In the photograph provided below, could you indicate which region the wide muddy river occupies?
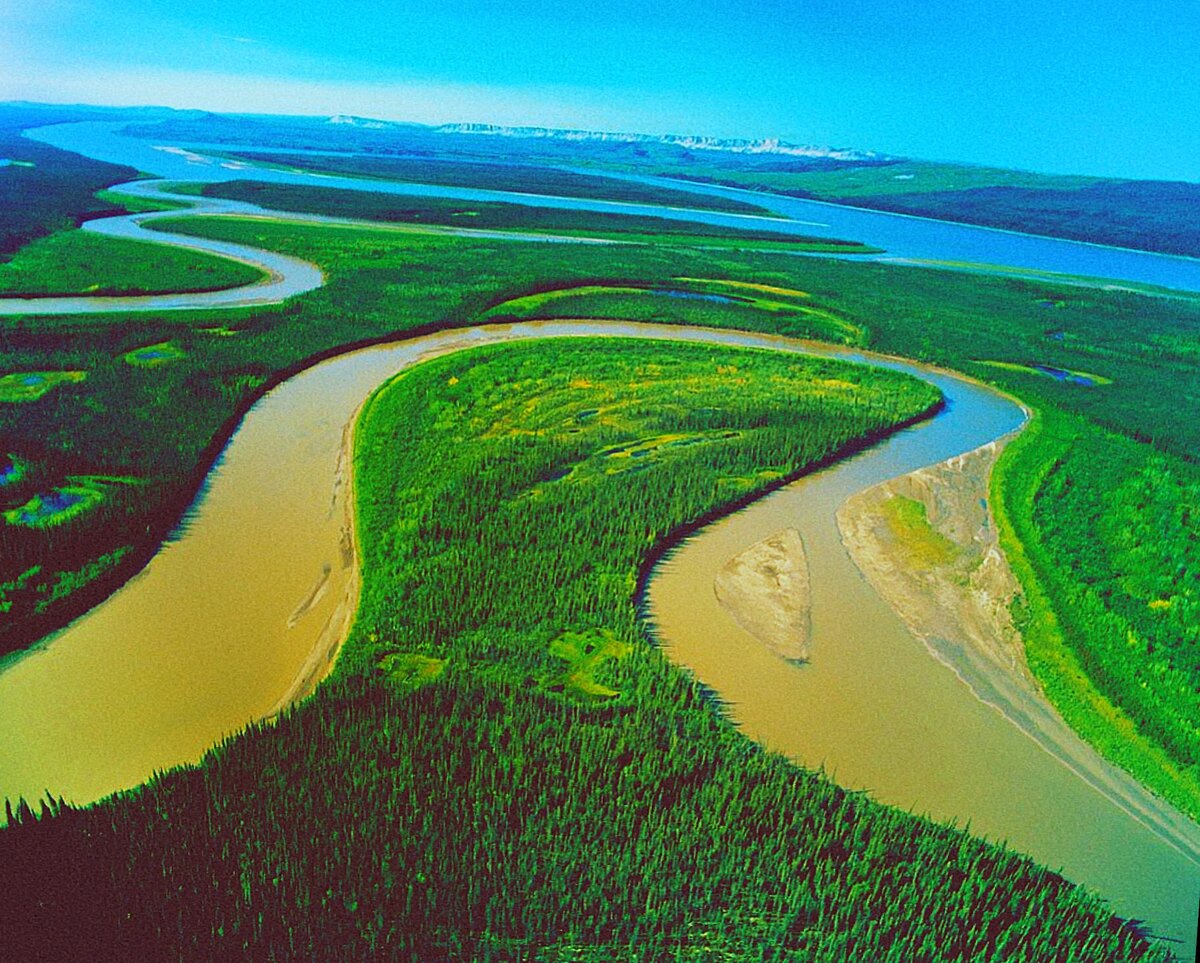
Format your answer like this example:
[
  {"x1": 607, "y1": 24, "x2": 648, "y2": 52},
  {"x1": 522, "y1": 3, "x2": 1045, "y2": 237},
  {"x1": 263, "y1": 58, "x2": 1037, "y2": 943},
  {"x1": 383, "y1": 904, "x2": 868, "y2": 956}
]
[{"x1": 2, "y1": 124, "x2": 1198, "y2": 954}]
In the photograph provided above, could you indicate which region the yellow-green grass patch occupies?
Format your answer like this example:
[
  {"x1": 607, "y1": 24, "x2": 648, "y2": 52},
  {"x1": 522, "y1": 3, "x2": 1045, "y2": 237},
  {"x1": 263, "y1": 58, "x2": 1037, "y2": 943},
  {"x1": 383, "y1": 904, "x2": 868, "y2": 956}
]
[
  {"x1": 124, "y1": 342, "x2": 187, "y2": 367},
  {"x1": 376, "y1": 652, "x2": 448, "y2": 689},
  {"x1": 880, "y1": 494, "x2": 960, "y2": 567},
  {"x1": 484, "y1": 283, "x2": 863, "y2": 342},
  {"x1": 0, "y1": 370, "x2": 86, "y2": 402},
  {"x1": 484, "y1": 284, "x2": 647, "y2": 316},
  {"x1": 673, "y1": 277, "x2": 811, "y2": 299},
  {"x1": 545, "y1": 629, "x2": 632, "y2": 701}
]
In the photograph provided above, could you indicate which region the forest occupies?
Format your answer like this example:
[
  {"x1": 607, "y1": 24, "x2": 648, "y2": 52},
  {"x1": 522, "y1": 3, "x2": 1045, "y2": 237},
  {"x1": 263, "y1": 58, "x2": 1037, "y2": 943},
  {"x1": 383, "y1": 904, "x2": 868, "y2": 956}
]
[
  {"x1": 0, "y1": 147, "x2": 1196, "y2": 957},
  {"x1": 2, "y1": 339, "x2": 1164, "y2": 961}
]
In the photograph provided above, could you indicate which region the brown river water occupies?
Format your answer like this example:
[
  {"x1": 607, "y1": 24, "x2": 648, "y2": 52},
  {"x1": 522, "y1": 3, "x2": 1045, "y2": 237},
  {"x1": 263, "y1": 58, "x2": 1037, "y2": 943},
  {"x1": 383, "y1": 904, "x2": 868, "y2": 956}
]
[{"x1": 0, "y1": 316, "x2": 1196, "y2": 948}]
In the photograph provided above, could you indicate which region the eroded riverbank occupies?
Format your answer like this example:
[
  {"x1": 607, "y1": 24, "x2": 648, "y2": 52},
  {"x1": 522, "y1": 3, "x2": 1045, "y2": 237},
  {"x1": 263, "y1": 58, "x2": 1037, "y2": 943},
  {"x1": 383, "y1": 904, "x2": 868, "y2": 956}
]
[{"x1": 836, "y1": 435, "x2": 1200, "y2": 872}]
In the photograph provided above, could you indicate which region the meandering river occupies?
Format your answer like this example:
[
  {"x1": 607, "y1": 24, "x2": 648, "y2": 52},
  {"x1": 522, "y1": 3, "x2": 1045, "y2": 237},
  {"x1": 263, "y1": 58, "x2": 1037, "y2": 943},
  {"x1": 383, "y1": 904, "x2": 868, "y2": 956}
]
[
  {"x1": 26, "y1": 120, "x2": 1200, "y2": 292},
  {"x1": 2, "y1": 123, "x2": 1198, "y2": 954}
]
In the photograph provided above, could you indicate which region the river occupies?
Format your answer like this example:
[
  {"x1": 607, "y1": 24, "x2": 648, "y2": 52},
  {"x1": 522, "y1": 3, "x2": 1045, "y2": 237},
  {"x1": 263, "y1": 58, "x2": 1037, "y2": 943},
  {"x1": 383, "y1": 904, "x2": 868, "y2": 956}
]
[
  {"x1": 1, "y1": 122, "x2": 1198, "y2": 954},
  {"x1": 27, "y1": 120, "x2": 1200, "y2": 293}
]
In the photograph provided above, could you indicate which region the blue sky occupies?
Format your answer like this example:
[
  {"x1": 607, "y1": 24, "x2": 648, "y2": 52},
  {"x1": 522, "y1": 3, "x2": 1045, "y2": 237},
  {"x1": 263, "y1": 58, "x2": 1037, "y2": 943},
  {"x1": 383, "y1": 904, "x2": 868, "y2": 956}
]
[{"x1": 3, "y1": 0, "x2": 1198, "y2": 180}]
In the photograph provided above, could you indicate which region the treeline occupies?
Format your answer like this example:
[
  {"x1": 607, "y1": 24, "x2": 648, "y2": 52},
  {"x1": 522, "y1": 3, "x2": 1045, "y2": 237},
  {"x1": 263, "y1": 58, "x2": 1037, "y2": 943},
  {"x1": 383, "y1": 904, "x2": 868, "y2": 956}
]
[
  {"x1": 0, "y1": 340, "x2": 1163, "y2": 960},
  {"x1": 991, "y1": 408, "x2": 1200, "y2": 817}
]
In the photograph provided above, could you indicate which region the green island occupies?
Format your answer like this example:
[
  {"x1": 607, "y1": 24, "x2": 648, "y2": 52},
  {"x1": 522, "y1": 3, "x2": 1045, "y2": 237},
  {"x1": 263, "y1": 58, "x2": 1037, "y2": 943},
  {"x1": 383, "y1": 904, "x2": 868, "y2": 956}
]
[
  {"x1": 0, "y1": 160, "x2": 1196, "y2": 958},
  {"x1": 207, "y1": 149, "x2": 778, "y2": 216},
  {"x1": 0, "y1": 228, "x2": 264, "y2": 297}
]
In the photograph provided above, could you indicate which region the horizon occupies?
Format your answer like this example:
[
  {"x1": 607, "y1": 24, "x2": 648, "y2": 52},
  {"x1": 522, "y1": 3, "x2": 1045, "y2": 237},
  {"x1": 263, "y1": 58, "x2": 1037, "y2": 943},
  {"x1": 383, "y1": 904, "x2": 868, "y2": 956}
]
[
  {"x1": 2, "y1": 1, "x2": 1198, "y2": 183},
  {"x1": 8, "y1": 97, "x2": 1199, "y2": 186}
]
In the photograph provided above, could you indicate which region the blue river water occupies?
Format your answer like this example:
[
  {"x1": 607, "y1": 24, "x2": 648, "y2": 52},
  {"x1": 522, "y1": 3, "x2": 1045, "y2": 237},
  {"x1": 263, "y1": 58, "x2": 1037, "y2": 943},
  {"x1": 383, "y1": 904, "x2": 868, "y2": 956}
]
[{"x1": 27, "y1": 121, "x2": 1200, "y2": 293}]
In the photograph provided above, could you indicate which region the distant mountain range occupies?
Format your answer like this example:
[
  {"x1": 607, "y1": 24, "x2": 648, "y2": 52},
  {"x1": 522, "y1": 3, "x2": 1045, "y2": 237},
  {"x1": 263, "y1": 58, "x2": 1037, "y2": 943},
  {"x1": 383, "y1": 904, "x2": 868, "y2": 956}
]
[
  {"x1": 426, "y1": 122, "x2": 884, "y2": 161},
  {"x1": 320, "y1": 113, "x2": 881, "y2": 160}
]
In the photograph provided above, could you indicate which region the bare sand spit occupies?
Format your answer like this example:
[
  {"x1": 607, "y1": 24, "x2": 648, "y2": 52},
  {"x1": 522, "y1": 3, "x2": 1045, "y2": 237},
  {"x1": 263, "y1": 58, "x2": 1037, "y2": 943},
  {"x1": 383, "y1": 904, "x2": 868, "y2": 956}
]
[{"x1": 714, "y1": 527, "x2": 811, "y2": 662}]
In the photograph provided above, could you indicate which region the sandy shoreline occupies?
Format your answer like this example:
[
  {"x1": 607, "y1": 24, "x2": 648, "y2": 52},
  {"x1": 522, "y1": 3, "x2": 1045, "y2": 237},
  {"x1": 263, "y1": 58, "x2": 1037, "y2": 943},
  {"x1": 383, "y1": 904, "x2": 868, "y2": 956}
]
[
  {"x1": 836, "y1": 432, "x2": 1200, "y2": 863},
  {"x1": 265, "y1": 406, "x2": 364, "y2": 717}
]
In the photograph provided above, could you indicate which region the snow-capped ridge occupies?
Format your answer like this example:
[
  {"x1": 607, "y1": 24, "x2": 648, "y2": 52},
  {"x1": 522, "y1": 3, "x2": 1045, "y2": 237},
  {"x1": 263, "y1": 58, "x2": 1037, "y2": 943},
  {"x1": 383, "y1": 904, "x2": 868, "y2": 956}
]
[
  {"x1": 434, "y1": 123, "x2": 881, "y2": 160},
  {"x1": 327, "y1": 114, "x2": 394, "y2": 129}
]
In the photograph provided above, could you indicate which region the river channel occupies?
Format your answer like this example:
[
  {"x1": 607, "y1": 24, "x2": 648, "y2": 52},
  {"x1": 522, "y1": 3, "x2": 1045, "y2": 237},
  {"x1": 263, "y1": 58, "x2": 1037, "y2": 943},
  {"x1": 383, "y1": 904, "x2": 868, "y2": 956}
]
[{"x1": 1, "y1": 122, "x2": 1198, "y2": 953}]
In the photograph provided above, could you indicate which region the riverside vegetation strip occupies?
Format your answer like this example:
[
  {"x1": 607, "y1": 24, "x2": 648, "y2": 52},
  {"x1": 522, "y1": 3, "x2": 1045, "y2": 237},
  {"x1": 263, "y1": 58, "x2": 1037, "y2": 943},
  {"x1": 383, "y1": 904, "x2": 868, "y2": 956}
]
[
  {"x1": 191, "y1": 180, "x2": 880, "y2": 253},
  {"x1": 3, "y1": 338, "x2": 1167, "y2": 961},
  {"x1": 0, "y1": 174, "x2": 1195, "y2": 955}
]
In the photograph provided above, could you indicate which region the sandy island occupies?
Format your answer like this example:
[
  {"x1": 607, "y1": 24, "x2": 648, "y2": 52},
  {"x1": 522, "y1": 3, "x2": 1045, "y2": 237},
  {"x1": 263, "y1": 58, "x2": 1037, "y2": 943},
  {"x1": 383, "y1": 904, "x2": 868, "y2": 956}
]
[{"x1": 714, "y1": 527, "x2": 811, "y2": 662}]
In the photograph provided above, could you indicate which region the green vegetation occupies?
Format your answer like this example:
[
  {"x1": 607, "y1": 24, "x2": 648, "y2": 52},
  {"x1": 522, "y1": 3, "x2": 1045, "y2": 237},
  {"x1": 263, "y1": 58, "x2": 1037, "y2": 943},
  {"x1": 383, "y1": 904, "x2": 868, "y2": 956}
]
[
  {"x1": 0, "y1": 229, "x2": 264, "y2": 297},
  {"x1": 976, "y1": 359, "x2": 1112, "y2": 386},
  {"x1": 483, "y1": 281, "x2": 864, "y2": 344},
  {"x1": 4, "y1": 208, "x2": 1196, "y2": 826},
  {"x1": 94, "y1": 187, "x2": 190, "y2": 214},
  {"x1": 219, "y1": 150, "x2": 776, "y2": 216},
  {"x1": 124, "y1": 341, "x2": 186, "y2": 366},
  {"x1": 195, "y1": 180, "x2": 876, "y2": 251},
  {"x1": 0, "y1": 370, "x2": 86, "y2": 402},
  {"x1": 679, "y1": 159, "x2": 1099, "y2": 200},
  {"x1": 0, "y1": 183, "x2": 1195, "y2": 955},
  {"x1": 126, "y1": 109, "x2": 1200, "y2": 256},
  {"x1": 3, "y1": 339, "x2": 1164, "y2": 960},
  {"x1": 993, "y1": 410, "x2": 1200, "y2": 818},
  {"x1": 3, "y1": 211, "x2": 1196, "y2": 825},
  {"x1": 881, "y1": 494, "x2": 960, "y2": 567},
  {"x1": 664, "y1": 159, "x2": 1200, "y2": 258},
  {"x1": 0, "y1": 452, "x2": 28, "y2": 486},
  {"x1": 3, "y1": 482, "x2": 105, "y2": 528},
  {"x1": 828, "y1": 180, "x2": 1200, "y2": 260},
  {"x1": 0, "y1": 547, "x2": 130, "y2": 617}
]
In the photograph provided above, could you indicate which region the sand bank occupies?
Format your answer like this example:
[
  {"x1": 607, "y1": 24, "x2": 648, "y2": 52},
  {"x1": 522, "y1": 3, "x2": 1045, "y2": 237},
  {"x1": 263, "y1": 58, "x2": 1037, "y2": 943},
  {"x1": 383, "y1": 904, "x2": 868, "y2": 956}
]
[{"x1": 714, "y1": 527, "x2": 811, "y2": 662}]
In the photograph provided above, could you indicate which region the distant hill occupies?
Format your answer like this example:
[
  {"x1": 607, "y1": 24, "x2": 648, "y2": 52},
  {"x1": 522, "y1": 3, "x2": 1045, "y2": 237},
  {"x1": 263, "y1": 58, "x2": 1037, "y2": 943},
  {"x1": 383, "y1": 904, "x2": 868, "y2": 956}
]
[{"x1": 431, "y1": 122, "x2": 884, "y2": 161}]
